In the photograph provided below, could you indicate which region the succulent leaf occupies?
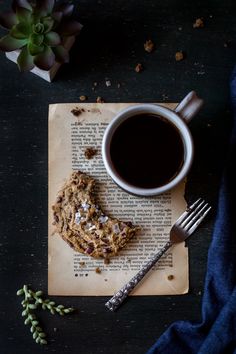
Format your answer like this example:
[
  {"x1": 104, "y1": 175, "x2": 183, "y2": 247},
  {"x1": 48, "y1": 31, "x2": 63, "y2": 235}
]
[
  {"x1": 56, "y1": 3, "x2": 74, "y2": 18},
  {"x1": 44, "y1": 31, "x2": 61, "y2": 46},
  {"x1": 0, "y1": 34, "x2": 27, "y2": 52},
  {"x1": 28, "y1": 42, "x2": 44, "y2": 55},
  {"x1": 41, "y1": 17, "x2": 54, "y2": 33},
  {"x1": 10, "y1": 22, "x2": 30, "y2": 39},
  {"x1": 35, "y1": 0, "x2": 55, "y2": 17},
  {"x1": 12, "y1": 0, "x2": 33, "y2": 12},
  {"x1": 53, "y1": 45, "x2": 69, "y2": 63},
  {"x1": 34, "y1": 45, "x2": 55, "y2": 71},
  {"x1": 0, "y1": 11, "x2": 18, "y2": 30},
  {"x1": 51, "y1": 11, "x2": 63, "y2": 23},
  {"x1": 30, "y1": 33, "x2": 44, "y2": 46},
  {"x1": 16, "y1": 7, "x2": 32, "y2": 22},
  {"x1": 58, "y1": 20, "x2": 82, "y2": 36},
  {"x1": 17, "y1": 45, "x2": 34, "y2": 71},
  {"x1": 32, "y1": 23, "x2": 45, "y2": 34}
]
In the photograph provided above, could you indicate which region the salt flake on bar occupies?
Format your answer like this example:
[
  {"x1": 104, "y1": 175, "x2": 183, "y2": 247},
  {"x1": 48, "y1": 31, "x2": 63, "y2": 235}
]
[{"x1": 98, "y1": 215, "x2": 108, "y2": 223}]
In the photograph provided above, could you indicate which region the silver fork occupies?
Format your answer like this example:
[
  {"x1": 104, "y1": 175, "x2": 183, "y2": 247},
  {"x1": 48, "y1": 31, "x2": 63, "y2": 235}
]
[{"x1": 105, "y1": 198, "x2": 211, "y2": 312}]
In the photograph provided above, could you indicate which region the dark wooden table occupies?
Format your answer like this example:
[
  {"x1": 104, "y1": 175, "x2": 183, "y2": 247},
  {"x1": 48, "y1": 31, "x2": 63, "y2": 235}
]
[{"x1": 1, "y1": 1, "x2": 236, "y2": 353}]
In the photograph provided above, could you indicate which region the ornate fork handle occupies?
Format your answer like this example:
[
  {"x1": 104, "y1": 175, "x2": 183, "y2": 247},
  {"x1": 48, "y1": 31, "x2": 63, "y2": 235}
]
[{"x1": 105, "y1": 241, "x2": 172, "y2": 311}]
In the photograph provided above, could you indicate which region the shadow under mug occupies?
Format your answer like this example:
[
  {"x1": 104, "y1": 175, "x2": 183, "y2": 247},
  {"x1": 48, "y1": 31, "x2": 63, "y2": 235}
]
[{"x1": 102, "y1": 91, "x2": 203, "y2": 196}]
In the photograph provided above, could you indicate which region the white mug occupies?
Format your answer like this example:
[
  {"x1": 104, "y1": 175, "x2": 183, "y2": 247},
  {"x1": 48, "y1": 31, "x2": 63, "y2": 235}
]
[{"x1": 102, "y1": 91, "x2": 203, "y2": 196}]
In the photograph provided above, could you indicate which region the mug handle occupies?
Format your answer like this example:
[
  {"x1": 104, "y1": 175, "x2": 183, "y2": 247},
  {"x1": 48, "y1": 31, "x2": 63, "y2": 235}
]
[{"x1": 175, "y1": 91, "x2": 203, "y2": 122}]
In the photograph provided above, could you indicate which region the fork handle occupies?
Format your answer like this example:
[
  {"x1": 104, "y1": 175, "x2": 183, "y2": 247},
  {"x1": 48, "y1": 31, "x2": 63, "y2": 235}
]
[{"x1": 105, "y1": 241, "x2": 172, "y2": 311}]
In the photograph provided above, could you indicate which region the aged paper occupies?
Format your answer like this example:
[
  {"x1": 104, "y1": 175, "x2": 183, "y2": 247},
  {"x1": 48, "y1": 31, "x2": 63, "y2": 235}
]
[{"x1": 48, "y1": 103, "x2": 188, "y2": 296}]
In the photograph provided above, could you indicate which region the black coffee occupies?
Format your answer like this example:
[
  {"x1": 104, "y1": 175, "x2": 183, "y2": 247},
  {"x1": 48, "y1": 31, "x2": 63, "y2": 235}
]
[{"x1": 110, "y1": 114, "x2": 184, "y2": 189}]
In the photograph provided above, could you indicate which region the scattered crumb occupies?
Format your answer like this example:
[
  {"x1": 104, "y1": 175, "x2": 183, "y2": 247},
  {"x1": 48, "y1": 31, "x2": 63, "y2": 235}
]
[
  {"x1": 162, "y1": 93, "x2": 169, "y2": 100},
  {"x1": 96, "y1": 96, "x2": 104, "y2": 103},
  {"x1": 95, "y1": 267, "x2": 101, "y2": 274},
  {"x1": 135, "y1": 63, "x2": 143, "y2": 73},
  {"x1": 198, "y1": 290, "x2": 202, "y2": 296},
  {"x1": 53, "y1": 328, "x2": 58, "y2": 332},
  {"x1": 223, "y1": 41, "x2": 231, "y2": 48},
  {"x1": 117, "y1": 83, "x2": 121, "y2": 88},
  {"x1": 104, "y1": 279, "x2": 108, "y2": 282},
  {"x1": 175, "y1": 51, "x2": 184, "y2": 61},
  {"x1": 209, "y1": 14, "x2": 213, "y2": 18},
  {"x1": 93, "y1": 82, "x2": 98, "y2": 87},
  {"x1": 79, "y1": 95, "x2": 87, "y2": 101},
  {"x1": 144, "y1": 39, "x2": 155, "y2": 53},
  {"x1": 79, "y1": 261, "x2": 85, "y2": 267},
  {"x1": 90, "y1": 108, "x2": 101, "y2": 114},
  {"x1": 193, "y1": 18, "x2": 204, "y2": 28},
  {"x1": 207, "y1": 123, "x2": 212, "y2": 127},
  {"x1": 197, "y1": 70, "x2": 205, "y2": 75},
  {"x1": 84, "y1": 147, "x2": 97, "y2": 160},
  {"x1": 167, "y1": 274, "x2": 174, "y2": 281},
  {"x1": 178, "y1": 27, "x2": 182, "y2": 31},
  {"x1": 105, "y1": 79, "x2": 112, "y2": 87},
  {"x1": 71, "y1": 107, "x2": 85, "y2": 117},
  {"x1": 104, "y1": 258, "x2": 110, "y2": 265}
]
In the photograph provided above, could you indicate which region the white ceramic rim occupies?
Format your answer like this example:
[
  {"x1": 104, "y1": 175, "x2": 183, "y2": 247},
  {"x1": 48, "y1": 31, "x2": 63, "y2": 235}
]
[{"x1": 102, "y1": 104, "x2": 194, "y2": 196}]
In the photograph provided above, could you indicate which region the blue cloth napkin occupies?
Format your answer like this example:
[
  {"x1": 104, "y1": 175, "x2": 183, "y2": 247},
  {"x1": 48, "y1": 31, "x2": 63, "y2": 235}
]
[{"x1": 146, "y1": 69, "x2": 236, "y2": 354}]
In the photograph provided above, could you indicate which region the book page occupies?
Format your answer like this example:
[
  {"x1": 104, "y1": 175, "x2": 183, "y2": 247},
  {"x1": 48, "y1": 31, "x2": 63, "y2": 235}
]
[{"x1": 48, "y1": 103, "x2": 188, "y2": 296}]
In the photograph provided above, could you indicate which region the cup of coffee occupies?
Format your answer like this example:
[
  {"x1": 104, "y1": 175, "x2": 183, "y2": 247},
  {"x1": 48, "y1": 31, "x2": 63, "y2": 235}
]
[{"x1": 102, "y1": 91, "x2": 203, "y2": 196}]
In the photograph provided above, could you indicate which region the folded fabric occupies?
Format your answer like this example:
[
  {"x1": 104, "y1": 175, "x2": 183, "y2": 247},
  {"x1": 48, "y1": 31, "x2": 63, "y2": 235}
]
[{"x1": 146, "y1": 67, "x2": 236, "y2": 354}]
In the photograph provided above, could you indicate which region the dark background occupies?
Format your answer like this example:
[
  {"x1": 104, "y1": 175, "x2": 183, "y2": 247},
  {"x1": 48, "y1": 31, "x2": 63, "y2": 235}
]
[{"x1": 0, "y1": 0, "x2": 236, "y2": 353}]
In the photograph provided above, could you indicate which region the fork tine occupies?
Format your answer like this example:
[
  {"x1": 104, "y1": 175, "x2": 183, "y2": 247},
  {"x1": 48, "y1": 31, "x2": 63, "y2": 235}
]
[
  {"x1": 175, "y1": 198, "x2": 202, "y2": 225},
  {"x1": 181, "y1": 199, "x2": 206, "y2": 228},
  {"x1": 185, "y1": 205, "x2": 211, "y2": 235}
]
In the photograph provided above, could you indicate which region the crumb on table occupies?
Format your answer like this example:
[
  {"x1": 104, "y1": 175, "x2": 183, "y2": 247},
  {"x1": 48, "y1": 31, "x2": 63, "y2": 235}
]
[
  {"x1": 96, "y1": 96, "x2": 104, "y2": 103},
  {"x1": 175, "y1": 51, "x2": 184, "y2": 61},
  {"x1": 193, "y1": 18, "x2": 204, "y2": 28},
  {"x1": 79, "y1": 95, "x2": 87, "y2": 101},
  {"x1": 71, "y1": 107, "x2": 85, "y2": 117},
  {"x1": 95, "y1": 267, "x2": 101, "y2": 274},
  {"x1": 144, "y1": 39, "x2": 155, "y2": 53},
  {"x1": 167, "y1": 274, "x2": 174, "y2": 281},
  {"x1": 135, "y1": 63, "x2": 143, "y2": 73}
]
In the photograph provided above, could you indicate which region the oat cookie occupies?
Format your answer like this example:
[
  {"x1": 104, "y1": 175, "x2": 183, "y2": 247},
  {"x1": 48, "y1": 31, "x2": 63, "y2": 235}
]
[{"x1": 52, "y1": 171, "x2": 140, "y2": 259}]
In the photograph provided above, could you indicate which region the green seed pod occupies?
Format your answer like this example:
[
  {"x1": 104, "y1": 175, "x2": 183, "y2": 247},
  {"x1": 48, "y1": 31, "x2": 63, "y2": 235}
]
[
  {"x1": 42, "y1": 304, "x2": 46, "y2": 310},
  {"x1": 39, "y1": 332, "x2": 46, "y2": 338},
  {"x1": 49, "y1": 301, "x2": 55, "y2": 306},
  {"x1": 30, "y1": 326, "x2": 34, "y2": 333},
  {"x1": 33, "y1": 332, "x2": 37, "y2": 340},
  {"x1": 36, "y1": 291, "x2": 43, "y2": 296},
  {"x1": 50, "y1": 309, "x2": 55, "y2": 315},
  {"x1": 36, "y1": 337, "x2": 40, "y2": 344},
  {"x1": 21, "y1": 310, "x2": 27, "y2": 317},
  {"x1": 64, "y1": 308, "x2": 72, "y2": 314},
  {"x1": 32, "y1": 320, "x2": 39, "y2": 326},
  {"x1": 29, "y1": 304, "x2": 37, "y2": 310},
  {"x1": 57, "y1": 305, "x2": 64, "y2": 309},
  {"x1": 24, "y1": 317, "x2": 30, "y2": 325},
  {"x1": 36, "y1": 326, "x2": 42, "y2": 332},
  {"x1": 17, "y1": 289, "x2": 24, "y2": 296},
  {"x1": 37, "y1": 298, "x2": 43, "y2": 303},
  {"x1": 23, "y1": 285, "x2": 28, "y2": 293},
  {"x1": 40, "y1": 339, "x2": 47, "y2": 345}
]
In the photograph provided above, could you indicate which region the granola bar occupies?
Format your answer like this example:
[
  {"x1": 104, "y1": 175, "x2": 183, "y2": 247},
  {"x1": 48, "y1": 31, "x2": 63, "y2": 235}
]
[{"x1": 52, "y1": 171, "x2": 140, "y2": 259}]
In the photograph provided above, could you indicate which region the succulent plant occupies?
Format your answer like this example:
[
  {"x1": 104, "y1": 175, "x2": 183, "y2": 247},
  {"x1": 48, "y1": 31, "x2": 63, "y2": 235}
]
[{"x1": 0, "y1": 0, "x2": 82, "y2": 71}]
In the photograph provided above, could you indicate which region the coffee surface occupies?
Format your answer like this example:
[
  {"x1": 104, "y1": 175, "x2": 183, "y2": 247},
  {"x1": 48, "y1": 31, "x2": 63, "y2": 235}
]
[{"x1": 110, "y1": 114, "x2": 184, "y2": 188}]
